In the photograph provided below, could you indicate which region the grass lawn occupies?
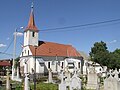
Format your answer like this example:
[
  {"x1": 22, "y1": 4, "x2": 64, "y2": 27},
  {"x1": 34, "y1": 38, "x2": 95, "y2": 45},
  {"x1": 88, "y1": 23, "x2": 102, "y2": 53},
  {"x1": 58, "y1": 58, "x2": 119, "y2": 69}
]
[{"x1": 31, "y1": 82, "x2": 58, "y2": 90}]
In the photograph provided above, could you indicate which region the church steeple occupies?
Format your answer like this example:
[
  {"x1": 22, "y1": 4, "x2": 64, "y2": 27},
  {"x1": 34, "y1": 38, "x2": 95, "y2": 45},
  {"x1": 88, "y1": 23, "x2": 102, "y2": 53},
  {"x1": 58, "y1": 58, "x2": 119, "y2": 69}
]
[
  {"x1": 24, "y1": 3, "x2": 39, "y2": 46},
  {"x1": 25, "y1": 3, "x2": 38, "y2": 32}
]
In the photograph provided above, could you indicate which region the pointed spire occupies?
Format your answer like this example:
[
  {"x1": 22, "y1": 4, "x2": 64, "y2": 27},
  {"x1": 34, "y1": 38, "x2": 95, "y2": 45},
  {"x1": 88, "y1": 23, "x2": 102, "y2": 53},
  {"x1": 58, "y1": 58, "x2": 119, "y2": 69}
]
[{"x1": 25, "y1": 2, "x2": 38, "y2": 32}]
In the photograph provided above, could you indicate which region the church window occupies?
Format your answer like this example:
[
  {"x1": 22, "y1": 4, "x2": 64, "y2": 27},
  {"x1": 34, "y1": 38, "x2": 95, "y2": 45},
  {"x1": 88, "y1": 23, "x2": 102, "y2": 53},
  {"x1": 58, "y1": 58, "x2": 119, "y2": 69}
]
[
  {"x1": 32, "y1": 32, "x2": 35, "y2": 37},
  {"x1": 78, "y1": 62, "x2": 80, "y2": 68},
  {"x1": 48, "y1": 62, "x2": 50, "y2": 68},
  {"x1": 61, "y1": 62, "x2": 64, "y2": 68},
  {"x1": 22, "y1": 52, "x2": 24, "y2": 56}
]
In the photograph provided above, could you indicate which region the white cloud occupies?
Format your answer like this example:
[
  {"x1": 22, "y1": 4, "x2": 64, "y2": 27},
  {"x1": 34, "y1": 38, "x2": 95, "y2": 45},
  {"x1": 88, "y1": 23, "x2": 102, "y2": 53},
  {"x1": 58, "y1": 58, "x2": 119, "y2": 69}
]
[
  {"x1": 0, "y1": 44, "x2": 6, "y2": 48},
  {"x1": 107, "y1": 40, "x2": 117, "y2": 44},
  {"x1": 13, "y1": 32, "x2": 23, "y2": 37}
]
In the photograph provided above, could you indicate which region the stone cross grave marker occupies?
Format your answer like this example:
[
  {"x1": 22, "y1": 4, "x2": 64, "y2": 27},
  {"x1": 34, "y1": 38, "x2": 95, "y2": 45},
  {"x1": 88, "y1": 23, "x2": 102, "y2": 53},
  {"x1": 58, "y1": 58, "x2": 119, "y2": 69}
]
[
  {"x1": 6, "y1": 69, "x2": 10, "y2": 90},
  {"x1": 48, "y1": 68, "x2": 53, "y2": 83}
]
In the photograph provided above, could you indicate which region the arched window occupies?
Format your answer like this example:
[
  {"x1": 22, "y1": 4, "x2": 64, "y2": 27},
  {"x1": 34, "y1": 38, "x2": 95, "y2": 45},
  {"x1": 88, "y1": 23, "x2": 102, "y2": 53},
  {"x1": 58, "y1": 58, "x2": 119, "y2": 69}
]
[
  {"x1": 32, "y1": 32, "x2": 35, "y2": 37},
  {"x1": 48, "y1": 62, "x2": 50, "y2": 68},
  {"x1": 78, "y1": 62, "x2": 80, "y2": 68}
]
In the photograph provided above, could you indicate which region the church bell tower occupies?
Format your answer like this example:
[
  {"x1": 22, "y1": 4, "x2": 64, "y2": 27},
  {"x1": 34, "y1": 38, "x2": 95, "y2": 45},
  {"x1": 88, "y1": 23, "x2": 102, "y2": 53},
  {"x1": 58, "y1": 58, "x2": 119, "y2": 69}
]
[{"x1": 24, "y1": 3, "x2": 39, "y2": 47}]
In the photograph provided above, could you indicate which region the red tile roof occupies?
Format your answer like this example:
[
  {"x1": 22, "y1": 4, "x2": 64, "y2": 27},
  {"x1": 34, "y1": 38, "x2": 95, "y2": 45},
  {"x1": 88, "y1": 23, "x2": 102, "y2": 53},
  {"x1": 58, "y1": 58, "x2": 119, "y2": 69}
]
[
  {"x1": 0, "y1": 61, "x2": 11, "y2": 66},
  {"x1": 25, "y1": 6, "x2": 38, "y2": 32},
  {"x1": 29, "y1": 41, "x2": 81, "y2": 57}
]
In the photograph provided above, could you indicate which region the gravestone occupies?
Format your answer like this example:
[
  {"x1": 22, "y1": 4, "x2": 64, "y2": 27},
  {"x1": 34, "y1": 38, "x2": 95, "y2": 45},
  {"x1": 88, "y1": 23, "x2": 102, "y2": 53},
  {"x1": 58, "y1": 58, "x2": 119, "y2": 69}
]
[
  {"x1": 59, "y1": 71, "x2": 66, "y2": 90},
  {"x1": 6, "y1": 69, "x2": 10, "y2": 90},
  {"x1": 70, "y1": 67, "x2": 81, "y2": 90},
  {"x1": 64, "y1": 67, "x2": 71, "y2": 86},
  {"x1": 17, "y1": 66, "x2": 20, "y2": 79},
  {"x1": 104, "y1": 70, "x2": 120, "y2": 90},
  {"x1": 113, "y1": 68, "x2": 119, "y2": 80},
  {"x1": 86, "y1": 66, "x2": 99, "y2": 90},
  {"x1": 48, "y1": 68, "x2": 53, "y2": 83},
  {"x1": 24, "y1": 61, "x2": 30, "y2": 90},
  {"x1": 119, "y1": 69, "x2": 120, "y2": 73},
  {"x1": 59, "y1": 67, "x2": 82, "y2": 90}
]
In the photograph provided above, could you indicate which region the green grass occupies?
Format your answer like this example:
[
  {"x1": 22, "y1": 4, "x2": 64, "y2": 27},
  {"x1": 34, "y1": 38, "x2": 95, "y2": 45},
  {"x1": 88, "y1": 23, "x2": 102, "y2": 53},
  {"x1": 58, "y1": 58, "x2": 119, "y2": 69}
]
[{"x1": 31, "y1": 82, "x2": 58, "y2": 90}]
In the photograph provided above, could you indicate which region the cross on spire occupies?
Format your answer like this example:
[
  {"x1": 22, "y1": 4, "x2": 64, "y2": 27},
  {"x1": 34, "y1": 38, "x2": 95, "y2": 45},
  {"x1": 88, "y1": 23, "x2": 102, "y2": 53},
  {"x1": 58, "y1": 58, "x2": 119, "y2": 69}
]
[{"x1": 31, "y1": 2, "x2": 34, "y2": 8}]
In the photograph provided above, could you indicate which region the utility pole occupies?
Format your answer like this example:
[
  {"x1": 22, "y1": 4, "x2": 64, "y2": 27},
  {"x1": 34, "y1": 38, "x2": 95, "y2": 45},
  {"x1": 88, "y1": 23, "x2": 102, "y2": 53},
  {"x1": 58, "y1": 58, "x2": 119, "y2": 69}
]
[
  {"x1": 12, "y1": 28, "x2": 17, "y2": 80},
  {"x1": 34, "y1": 46, "x2": 37, "y2": 90},
  {"x1": 12, "y1": 27, "x2": 24, "y2": 80}
]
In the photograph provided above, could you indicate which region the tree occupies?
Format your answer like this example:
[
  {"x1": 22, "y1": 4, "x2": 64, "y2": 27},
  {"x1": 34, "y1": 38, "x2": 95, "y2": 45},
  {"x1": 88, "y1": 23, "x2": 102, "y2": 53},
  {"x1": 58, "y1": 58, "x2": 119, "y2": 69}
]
[
  {"x1": 89, "y1": 41, "x2": 110, "y2": 66},
  {"x1": 14, "y1": 57, "x2": 20, "y2": 69},
  {"x1": 89, "y1": 41, "x2": 120, "y2": 69},
  {"x1": 109, "y1": 49, "x2": 120, "y2": 69}
]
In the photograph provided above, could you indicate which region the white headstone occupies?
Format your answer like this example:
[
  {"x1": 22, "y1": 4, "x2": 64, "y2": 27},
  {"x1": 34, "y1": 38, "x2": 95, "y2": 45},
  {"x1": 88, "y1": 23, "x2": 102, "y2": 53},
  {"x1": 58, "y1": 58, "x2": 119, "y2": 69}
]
[
  {"x1": 17, "y1": 66, "x2": 20, "y2": 79},
  {"x1": 24, "y1": 61, "x2": 30, "y2": 90},
  {"x1": 48, "y1": 68, "x2": 53, "y2": 83},
  {"x1": 119, "y1": 69, "x2": 120, "y2": 73},
  {"x1": 70, "y1": 68, "x2": 81, "y2": 90},
  {"x1": 59, "y1": 71, "x2": 66, "y2": 90},
  {"x1": 86, "y1": 66, "x2": 98, "y2": 90},
  {"x1": 24, "y1": 74, "x2": 30, "y2": 90},
  {"x1": 104, "y1": 75, "x2": 120, "y2": 90},
  {"x1": 6, "y1": 69, "x2": 10, "y2": 90},
  {"x1": 113, "y1": 68, "x2": 119, "y2": 80},
  {"x1": 64, "y1": 69, "x2": 71, "y2": 85},
  {"x1": 11, "y1": 66, "x2": 15, "y2": 80}
]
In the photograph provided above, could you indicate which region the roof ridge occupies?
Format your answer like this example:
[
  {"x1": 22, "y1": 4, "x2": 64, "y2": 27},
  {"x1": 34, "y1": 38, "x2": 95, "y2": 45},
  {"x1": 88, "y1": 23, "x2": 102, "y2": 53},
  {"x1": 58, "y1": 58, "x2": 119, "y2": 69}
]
[{"x1": 40, "y1": 41, "x2": 72, "y2": 46}]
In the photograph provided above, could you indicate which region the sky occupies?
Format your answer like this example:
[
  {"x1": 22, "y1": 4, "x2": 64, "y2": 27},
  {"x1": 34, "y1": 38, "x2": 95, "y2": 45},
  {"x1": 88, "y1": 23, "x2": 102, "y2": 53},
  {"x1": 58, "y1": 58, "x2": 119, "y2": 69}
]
[{"x1": 0, "y1": 0, "x2": 120, "y2": 59}]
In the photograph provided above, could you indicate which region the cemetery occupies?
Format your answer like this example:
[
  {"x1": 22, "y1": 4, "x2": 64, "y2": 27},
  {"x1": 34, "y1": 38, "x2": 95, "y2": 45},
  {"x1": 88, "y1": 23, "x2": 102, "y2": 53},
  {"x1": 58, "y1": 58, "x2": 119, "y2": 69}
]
[{"x1": 1, "y1": 60, "x2": 120, "y2": 90}]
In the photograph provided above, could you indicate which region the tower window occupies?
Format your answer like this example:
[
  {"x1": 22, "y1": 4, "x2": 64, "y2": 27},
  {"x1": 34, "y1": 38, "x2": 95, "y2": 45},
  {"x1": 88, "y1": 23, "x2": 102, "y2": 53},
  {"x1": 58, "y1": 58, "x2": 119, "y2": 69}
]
[
  {"x1": 28, "y1": 50, "x2": 29, "y2": 55},
  {"x1": 32, "y1": 32, "x2": 35, "y2": 37},
  {"x1": 22, "y1": 52, "x2": 24, "y2": 56}
]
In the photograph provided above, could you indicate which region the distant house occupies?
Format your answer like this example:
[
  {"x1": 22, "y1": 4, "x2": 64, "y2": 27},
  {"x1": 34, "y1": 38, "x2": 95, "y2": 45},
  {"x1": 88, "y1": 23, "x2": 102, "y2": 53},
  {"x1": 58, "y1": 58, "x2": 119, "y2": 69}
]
[
  {"x1": 82, "y1": 60, "x2": 107, "y2": 76},
  {"x1": 0, "y1": 59, "x2": 11, "y2": 76},
  {"x1": 19, "y1": 5, "x2": 83, "y2": 76}
]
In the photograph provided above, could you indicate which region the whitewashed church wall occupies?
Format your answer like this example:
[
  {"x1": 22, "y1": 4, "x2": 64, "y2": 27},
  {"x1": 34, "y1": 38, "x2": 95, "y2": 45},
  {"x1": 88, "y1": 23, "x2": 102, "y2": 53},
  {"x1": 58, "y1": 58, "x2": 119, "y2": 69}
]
[
  {"x1": 20, "y1": 46, "x2": 32, "y2": 57},
  {"x1": 29, "y1": 57, "x2": 34, "y2": 73},
  {"x1": 24, "y1": 30, "x2": 38, "y2": 46},
  {"x1": 51, "y1": 61, "x2": 57, "y2": 73},
  {"x1": 43, "y1": 60, "x2": 64, "y2": 73},
  {"x1": 20, "y1": 58, "x2": 24, "y2": 67},
  {"x1": 36, "y1": 60, "x2": 44, "y2": 73}
]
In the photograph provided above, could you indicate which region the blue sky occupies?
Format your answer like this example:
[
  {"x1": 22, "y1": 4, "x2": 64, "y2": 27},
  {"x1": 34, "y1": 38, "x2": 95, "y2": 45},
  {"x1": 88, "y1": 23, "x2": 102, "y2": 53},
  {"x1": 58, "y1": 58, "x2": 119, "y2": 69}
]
[{"x1": 0, "y1": 0, "x2": 120, "y2": 59}]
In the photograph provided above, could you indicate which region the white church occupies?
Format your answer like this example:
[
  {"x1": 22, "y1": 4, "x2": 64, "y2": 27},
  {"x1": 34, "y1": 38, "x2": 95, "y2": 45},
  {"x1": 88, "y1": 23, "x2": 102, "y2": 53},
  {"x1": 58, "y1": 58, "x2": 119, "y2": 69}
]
[{"x1": 19, "y1": 4, "x2": 83, "y2": 76}]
